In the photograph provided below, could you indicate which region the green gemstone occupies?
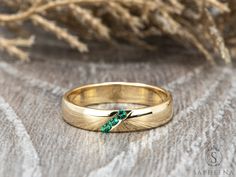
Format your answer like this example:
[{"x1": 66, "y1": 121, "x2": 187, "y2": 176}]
[
  {"x1": 118, "y1": 110, "x2": 127, "y2": 119},
  {"x1": 100, "y1": 110, "x2": 127, "y2": 133},
  {"x1": 111, "y1": 117, "x2": 119, "y2": 125},
  {"x1": 100, "y1": 124, "x2": 111, "y2": 133},
  {"x1": 107, "y1": 121, "x2": 113, "y2": 127},
  {"x1": 100, "y1": 126, "x2": 106, "y2": 132}
]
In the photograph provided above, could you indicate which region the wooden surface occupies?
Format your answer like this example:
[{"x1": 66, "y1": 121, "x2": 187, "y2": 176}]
[{"x1": 0, "y1": 33, "x2": 236, "y2": 177}]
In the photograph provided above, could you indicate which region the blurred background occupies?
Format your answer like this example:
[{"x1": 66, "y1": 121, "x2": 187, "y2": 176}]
[{"x1": 0, "y1": 0, "x2": 236, "y2": 63}]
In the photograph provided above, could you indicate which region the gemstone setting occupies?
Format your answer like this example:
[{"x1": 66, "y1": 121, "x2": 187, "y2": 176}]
[
  {"x1": 118, "y1": 110, "x2": 127, "y2": 119},
  {"x1": 100, "y1": 109, "x2": 128, "y2": 133}
]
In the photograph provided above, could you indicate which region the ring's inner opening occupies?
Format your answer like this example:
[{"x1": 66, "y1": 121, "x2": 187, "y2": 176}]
[{"x1": 68, "y1": 84, "x2": 168, "y2": 108}]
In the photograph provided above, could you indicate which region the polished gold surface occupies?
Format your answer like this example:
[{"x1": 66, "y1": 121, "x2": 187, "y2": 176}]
[{"x1": 62, "y1": 82, "x2": 173, "y2": 132}]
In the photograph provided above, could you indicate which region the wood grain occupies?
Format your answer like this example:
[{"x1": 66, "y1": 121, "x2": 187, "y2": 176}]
[{"x1": 0, "y1": 33, "x2": 236, "y2": 177}]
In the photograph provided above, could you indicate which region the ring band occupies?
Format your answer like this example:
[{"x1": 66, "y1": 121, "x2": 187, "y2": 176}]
[{"x1": 62, "y1": 82, "x2": 173, "y2": 133}]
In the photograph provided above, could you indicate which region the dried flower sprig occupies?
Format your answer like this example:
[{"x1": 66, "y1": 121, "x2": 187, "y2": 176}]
[
  {"x1": 0, "y1": 36, "x2": 33, "y2": 61},
  {"x1": 0, "y1": 0, "x2": 235, "y2": 63}
]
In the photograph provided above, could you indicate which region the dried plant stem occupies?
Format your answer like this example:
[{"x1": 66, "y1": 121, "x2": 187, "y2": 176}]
[
  {"x1": 0, "y1": 37, "x2": 29, "y2": 61},
  {"x1": 203, "y1": 10, "x2": 231, "y2": 63},
  {"x1": 107, "y1": 2, "x2": 143, "y2": 34},
  {"x1": 0, "y1": 0, "x2": 140, "y2": 22},
  {"x1": 153, "y1": 10, "x2": 214, "y2": 63},
  {"x1": 4, "y1": 36, "x2": 35, "y2": 47},
  {"x1": 31, "y1": 14, "x2": 88, "y2": 52},
  {"x1": 69, "y1": 4, "x2": 110, "y2": 40},
  {"x1": 207, "y1": 0, "x2": 230, "y2": 12},
  {"x1": 0, "y1": 0, "x2": 41, "y2": 22},
  {"x1": 0, "y1": 0, "x2": 234, "y2": 63}
]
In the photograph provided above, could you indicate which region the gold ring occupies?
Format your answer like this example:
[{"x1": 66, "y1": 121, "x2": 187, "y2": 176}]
[{"x1": 61, "y1": 82, "x2": 173, "y2": 133}]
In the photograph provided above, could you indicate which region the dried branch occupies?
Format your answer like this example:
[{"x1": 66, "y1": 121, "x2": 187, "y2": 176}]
[
  {"x1": 69, "y1": 4, "x2": 110, "y2": 40},
  {"x1": 0, "y1": 0, "x2": 235, "y2": 63},
  {"x1": 0, "y1": 37, "x2": 30, "y2": 61},
  {"x1": 3, "y1": 36, "x2": 35, "y2": 47},
  {"x1": 31, "y1": 14, "x2": 88, "y2": 52}
]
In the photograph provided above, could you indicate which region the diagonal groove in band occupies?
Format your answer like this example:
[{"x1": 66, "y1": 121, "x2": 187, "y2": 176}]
[{"x1": 100, "y1": 110, "x2": 131, "y2": 133}]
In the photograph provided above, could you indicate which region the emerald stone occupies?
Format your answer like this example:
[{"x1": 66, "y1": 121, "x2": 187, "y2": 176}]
[
  {"x1": 100, "y1": 110, "x2": 127, "y2": 133},
  {"x1": 111, "y1": 117, "x2": 119, "y2": 126},
  {"x1": 107, "y1": 121, "x2": 112, "y2": 127},
  {"x1": 118, "y1": 110, "x2": 127, "y2": 119},
  {"x1": 100, "y1": 124, "x2": 111, "y2": 133}
]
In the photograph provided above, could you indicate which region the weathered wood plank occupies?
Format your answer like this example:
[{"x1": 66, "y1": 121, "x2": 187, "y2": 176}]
[{"x1": 0, "y1": 35, "x2": 235, "y2": 177}]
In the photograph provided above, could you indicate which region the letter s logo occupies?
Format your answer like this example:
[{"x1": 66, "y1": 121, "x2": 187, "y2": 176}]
[{"x1": 205, "y1": 147, "x2": 222, "y2": 166}]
